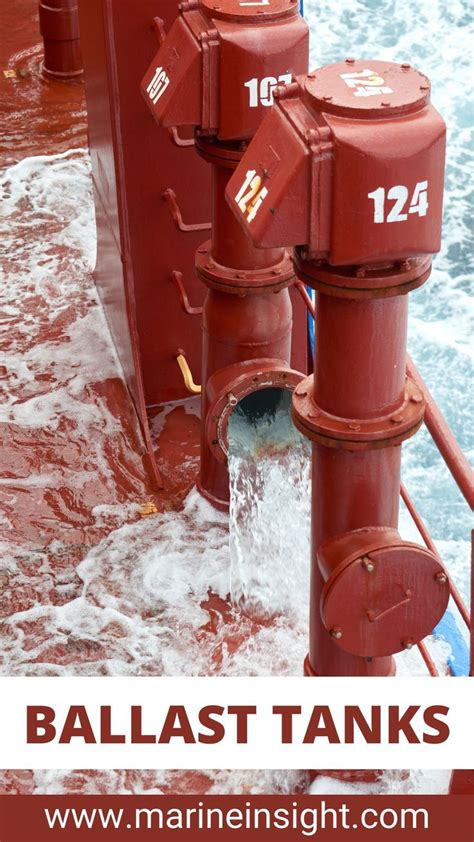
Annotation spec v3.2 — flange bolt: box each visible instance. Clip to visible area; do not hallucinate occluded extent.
[362,557,375,573]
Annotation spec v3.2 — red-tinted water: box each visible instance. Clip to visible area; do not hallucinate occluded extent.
[0,0,214,796]
[0,0,86,167]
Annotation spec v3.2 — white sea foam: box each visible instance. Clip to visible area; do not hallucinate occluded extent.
[228,391,311,621]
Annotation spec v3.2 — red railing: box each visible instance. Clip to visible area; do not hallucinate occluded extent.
[407,356,474,510]
[296,282,473,678]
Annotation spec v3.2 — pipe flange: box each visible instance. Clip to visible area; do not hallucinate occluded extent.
[318,527,450,658]
[196,242,295,294]
[195,137,244,168]
[294,252,432,300]
[205,359,304,463]
[292,374,425,450]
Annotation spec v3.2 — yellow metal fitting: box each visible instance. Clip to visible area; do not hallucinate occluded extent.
[176,352,201,395]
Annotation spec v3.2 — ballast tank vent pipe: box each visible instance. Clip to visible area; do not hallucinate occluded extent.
[226,60,449,717]
[39,0,83,81]
[140,0,309,510]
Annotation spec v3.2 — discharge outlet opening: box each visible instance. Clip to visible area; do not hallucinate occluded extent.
[232,387,292,427]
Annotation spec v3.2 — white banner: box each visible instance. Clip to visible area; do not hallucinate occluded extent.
[0,676,471,770]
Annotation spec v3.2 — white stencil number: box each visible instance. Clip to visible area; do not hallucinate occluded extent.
[235,169,269,222]
[244,74,292,108]
[340,68,393,98]
[146,66,170,105]
[368,181,429,224]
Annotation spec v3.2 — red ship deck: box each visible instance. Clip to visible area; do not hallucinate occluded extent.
[0,0,217,796]
[1,0,470,800]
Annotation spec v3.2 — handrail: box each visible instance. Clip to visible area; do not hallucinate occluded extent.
[295,280,315,319]
[417,640,439,676]
[298,288,473,511]
[175,350,202,395]
[300,288,472,675]
[401,483,470,630]
[162,188,212,232]
[407,355,474,510]
[171,270,203,316]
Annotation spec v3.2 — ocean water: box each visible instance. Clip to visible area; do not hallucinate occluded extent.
[307,0,473,557]
[0,0,472,797]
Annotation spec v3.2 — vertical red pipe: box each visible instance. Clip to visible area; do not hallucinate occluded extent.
[197,155,294,509]
[306,292,409,676]
[314,295,408,418]
[39,0,83,80]
[140,1,308,508]
[211,164,283,272]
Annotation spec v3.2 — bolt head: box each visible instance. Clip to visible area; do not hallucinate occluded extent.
[362,558,375,573]
[403,640,414,650]
[345,57,356,64]
[330,628,343,640]
[435,572,448,584]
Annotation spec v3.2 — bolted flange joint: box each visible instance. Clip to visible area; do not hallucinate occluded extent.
[292,374,425,450]
[294,253,433,301]
[196,241,295,294]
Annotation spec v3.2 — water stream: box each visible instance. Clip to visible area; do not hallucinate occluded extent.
[228,390,311,622]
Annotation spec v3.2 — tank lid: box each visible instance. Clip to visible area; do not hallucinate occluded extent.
[201,0,298,24]
[304,60,431,119]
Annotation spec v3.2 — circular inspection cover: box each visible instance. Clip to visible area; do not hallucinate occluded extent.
[305,60,431,119]
[321,543,449,658]
[202,0,298,23]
